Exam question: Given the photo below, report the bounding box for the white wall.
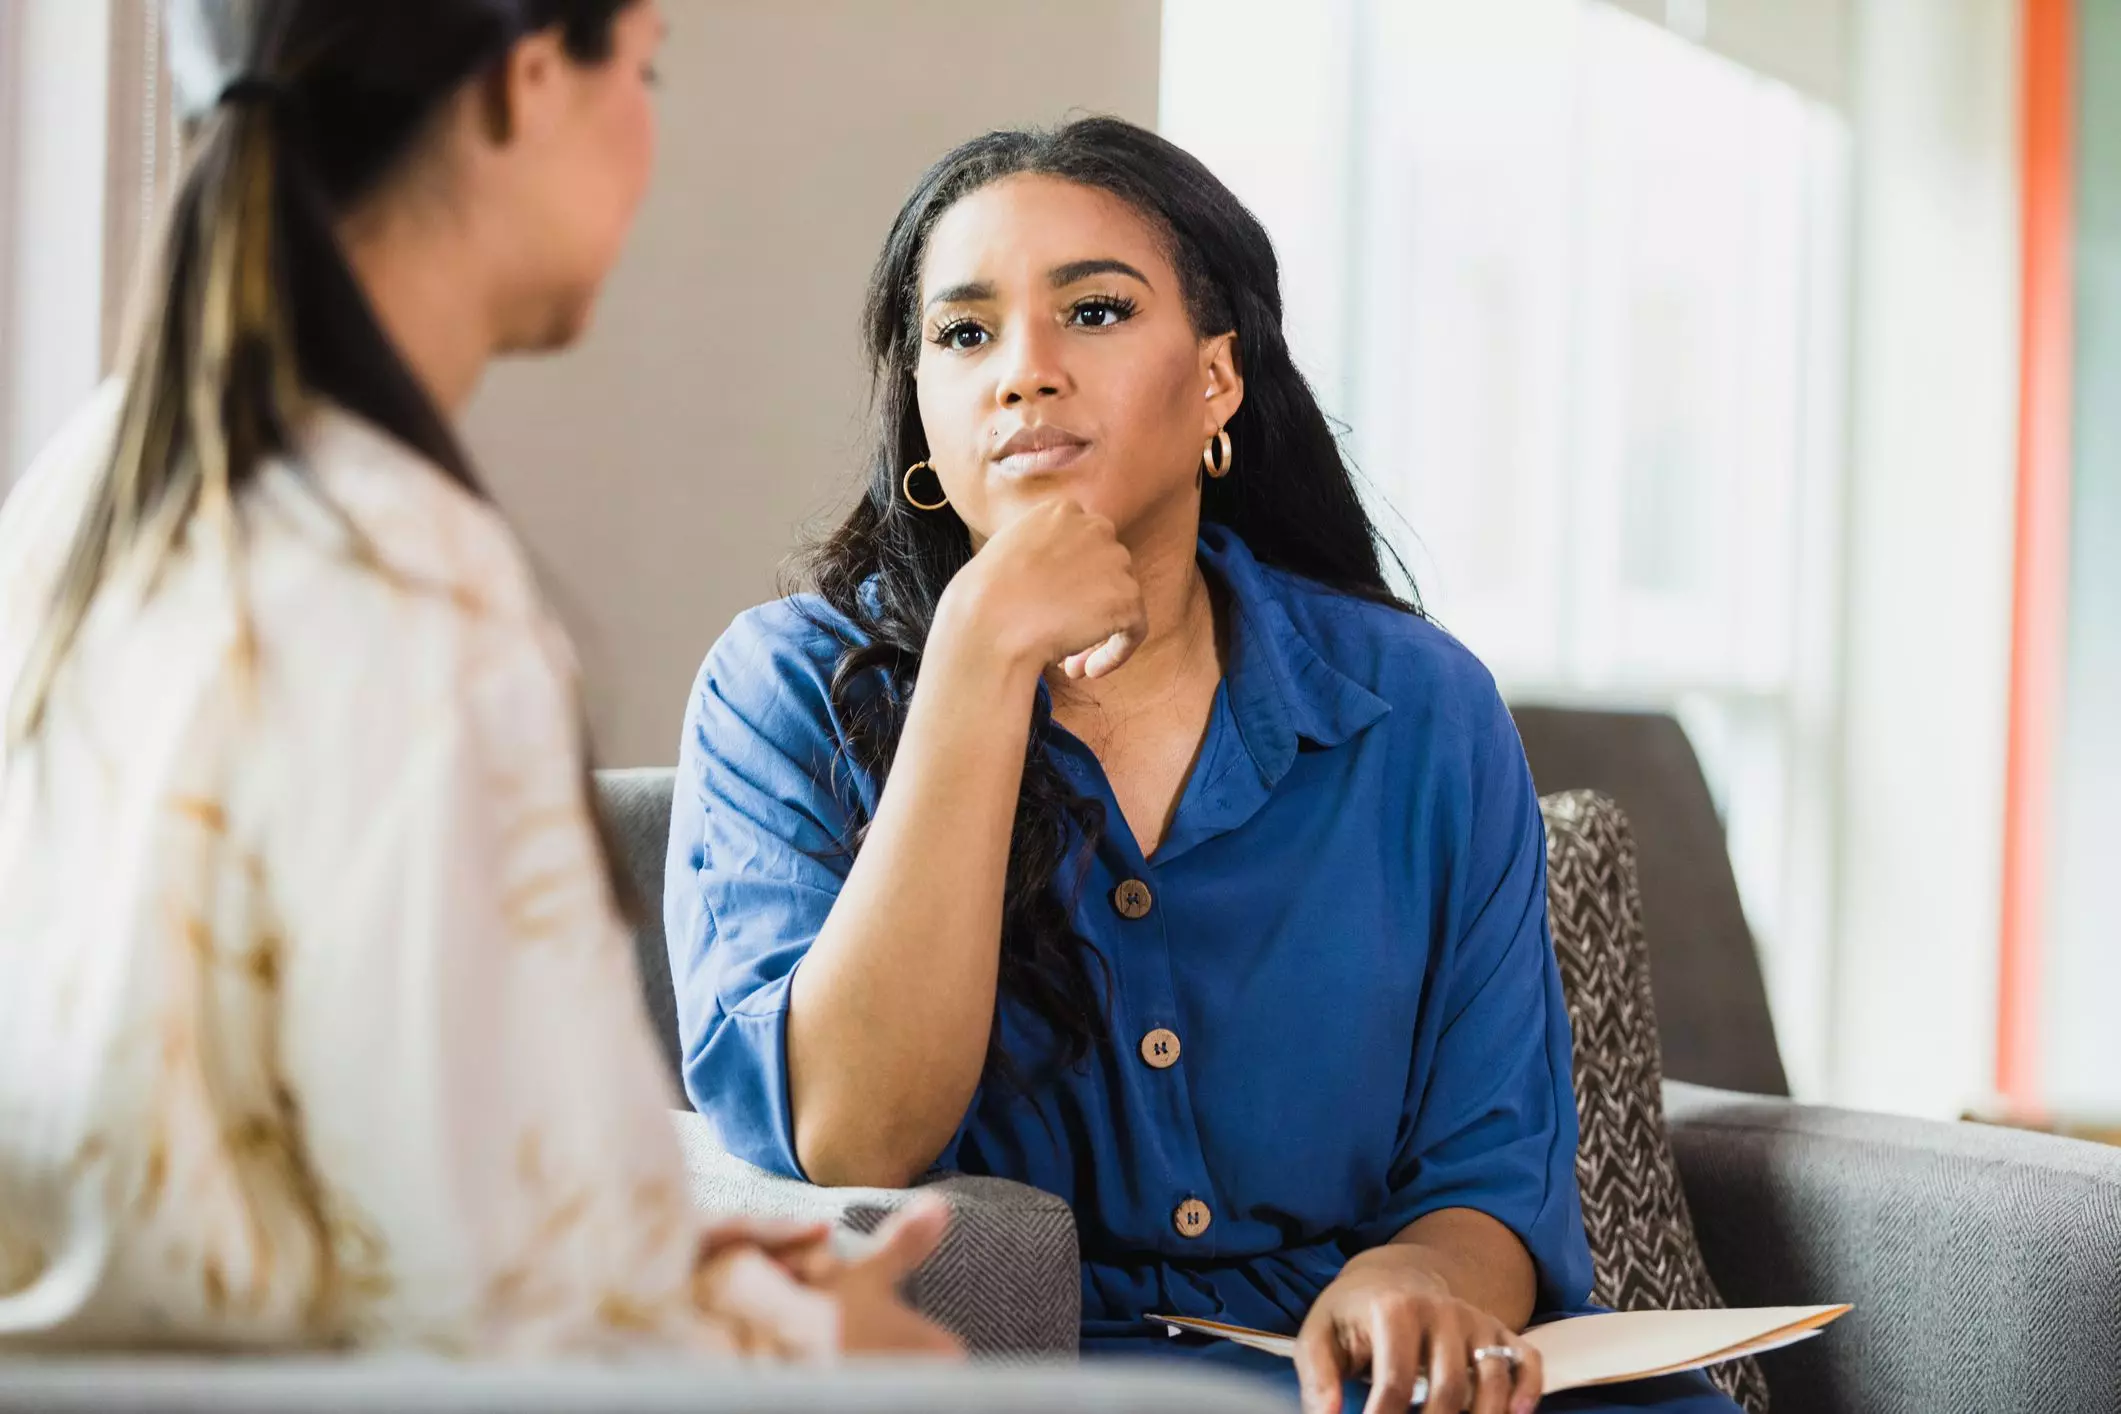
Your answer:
[0,0,15,487]
[464,1,1162,766]
[2,0,112,486]
[1827,0,2020,1117]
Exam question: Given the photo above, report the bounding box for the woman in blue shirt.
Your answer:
[667,117,1739,1414]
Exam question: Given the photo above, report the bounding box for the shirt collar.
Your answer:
[1200,524,1392,791]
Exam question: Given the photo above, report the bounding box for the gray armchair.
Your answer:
[615,705,2121,1412]
[1666,1082,2121,1410]
[1510,706,2121,1409]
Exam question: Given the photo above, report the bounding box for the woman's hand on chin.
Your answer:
[1295,1246,1542,1414]
[693,1198,965,1358]
[934,497,1148,683]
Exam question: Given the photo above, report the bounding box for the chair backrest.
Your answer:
[1511,706,1789,1097]
[597,767,686,1088]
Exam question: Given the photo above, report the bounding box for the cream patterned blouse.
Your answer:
[0,393,815,1356]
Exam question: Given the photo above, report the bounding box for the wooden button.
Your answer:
[1112,879,1154,920]
[1140,1028,1182,1069]
[1174,1199,1212,1239]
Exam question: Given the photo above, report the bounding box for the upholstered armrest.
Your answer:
[1664,1081,2121,1413]
[670,1112,1081,1359]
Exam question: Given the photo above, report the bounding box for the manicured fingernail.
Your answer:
[1512,1399,1536,1414]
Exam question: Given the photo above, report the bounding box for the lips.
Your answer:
[992,424,1091,475]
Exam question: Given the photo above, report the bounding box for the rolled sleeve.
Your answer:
[664,604,864,1182]
[1366,685,1595,1316]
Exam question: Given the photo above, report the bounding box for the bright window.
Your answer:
[1164,0,1853,1096]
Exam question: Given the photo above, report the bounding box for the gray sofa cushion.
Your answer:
[1515,707,1789,1098]
[1542,791,1768,1412]
[1668,1081,2121,1413]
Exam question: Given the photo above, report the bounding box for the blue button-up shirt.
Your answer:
[665,525,1597,1343]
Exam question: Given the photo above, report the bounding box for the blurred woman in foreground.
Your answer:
[0,0,951,1358]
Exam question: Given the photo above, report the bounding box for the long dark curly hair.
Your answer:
[807,116,1419,1077]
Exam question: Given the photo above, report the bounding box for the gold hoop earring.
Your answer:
[901,459,949,511]
[1203,428,1233,479]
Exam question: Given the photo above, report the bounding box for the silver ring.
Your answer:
[1471,1344,1523,1369]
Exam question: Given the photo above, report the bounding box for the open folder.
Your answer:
[1152,1304,1850,1402]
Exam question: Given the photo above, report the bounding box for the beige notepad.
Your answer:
[1153,1304,1850,1398]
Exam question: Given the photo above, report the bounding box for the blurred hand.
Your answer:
[693,1199,963,1359]
[935,499,1148,682]
[796,1198,963,1356]
[1295,1248,1543,1414]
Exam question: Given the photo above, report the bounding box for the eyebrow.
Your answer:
[926,281,996,311]
[1049,259,1153,290]
[923,258,1156,312]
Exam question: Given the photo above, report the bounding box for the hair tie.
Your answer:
[215,74,284,110]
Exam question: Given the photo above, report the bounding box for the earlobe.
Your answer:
[500,32,568,144]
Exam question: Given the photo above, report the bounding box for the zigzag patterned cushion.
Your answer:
[1540,790,1770,1413]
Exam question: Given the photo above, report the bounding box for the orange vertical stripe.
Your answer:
[1997,0,2075,1111]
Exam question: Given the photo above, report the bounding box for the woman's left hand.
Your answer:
[693,1201,964,1358]
[1295,1247,1543,1414]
